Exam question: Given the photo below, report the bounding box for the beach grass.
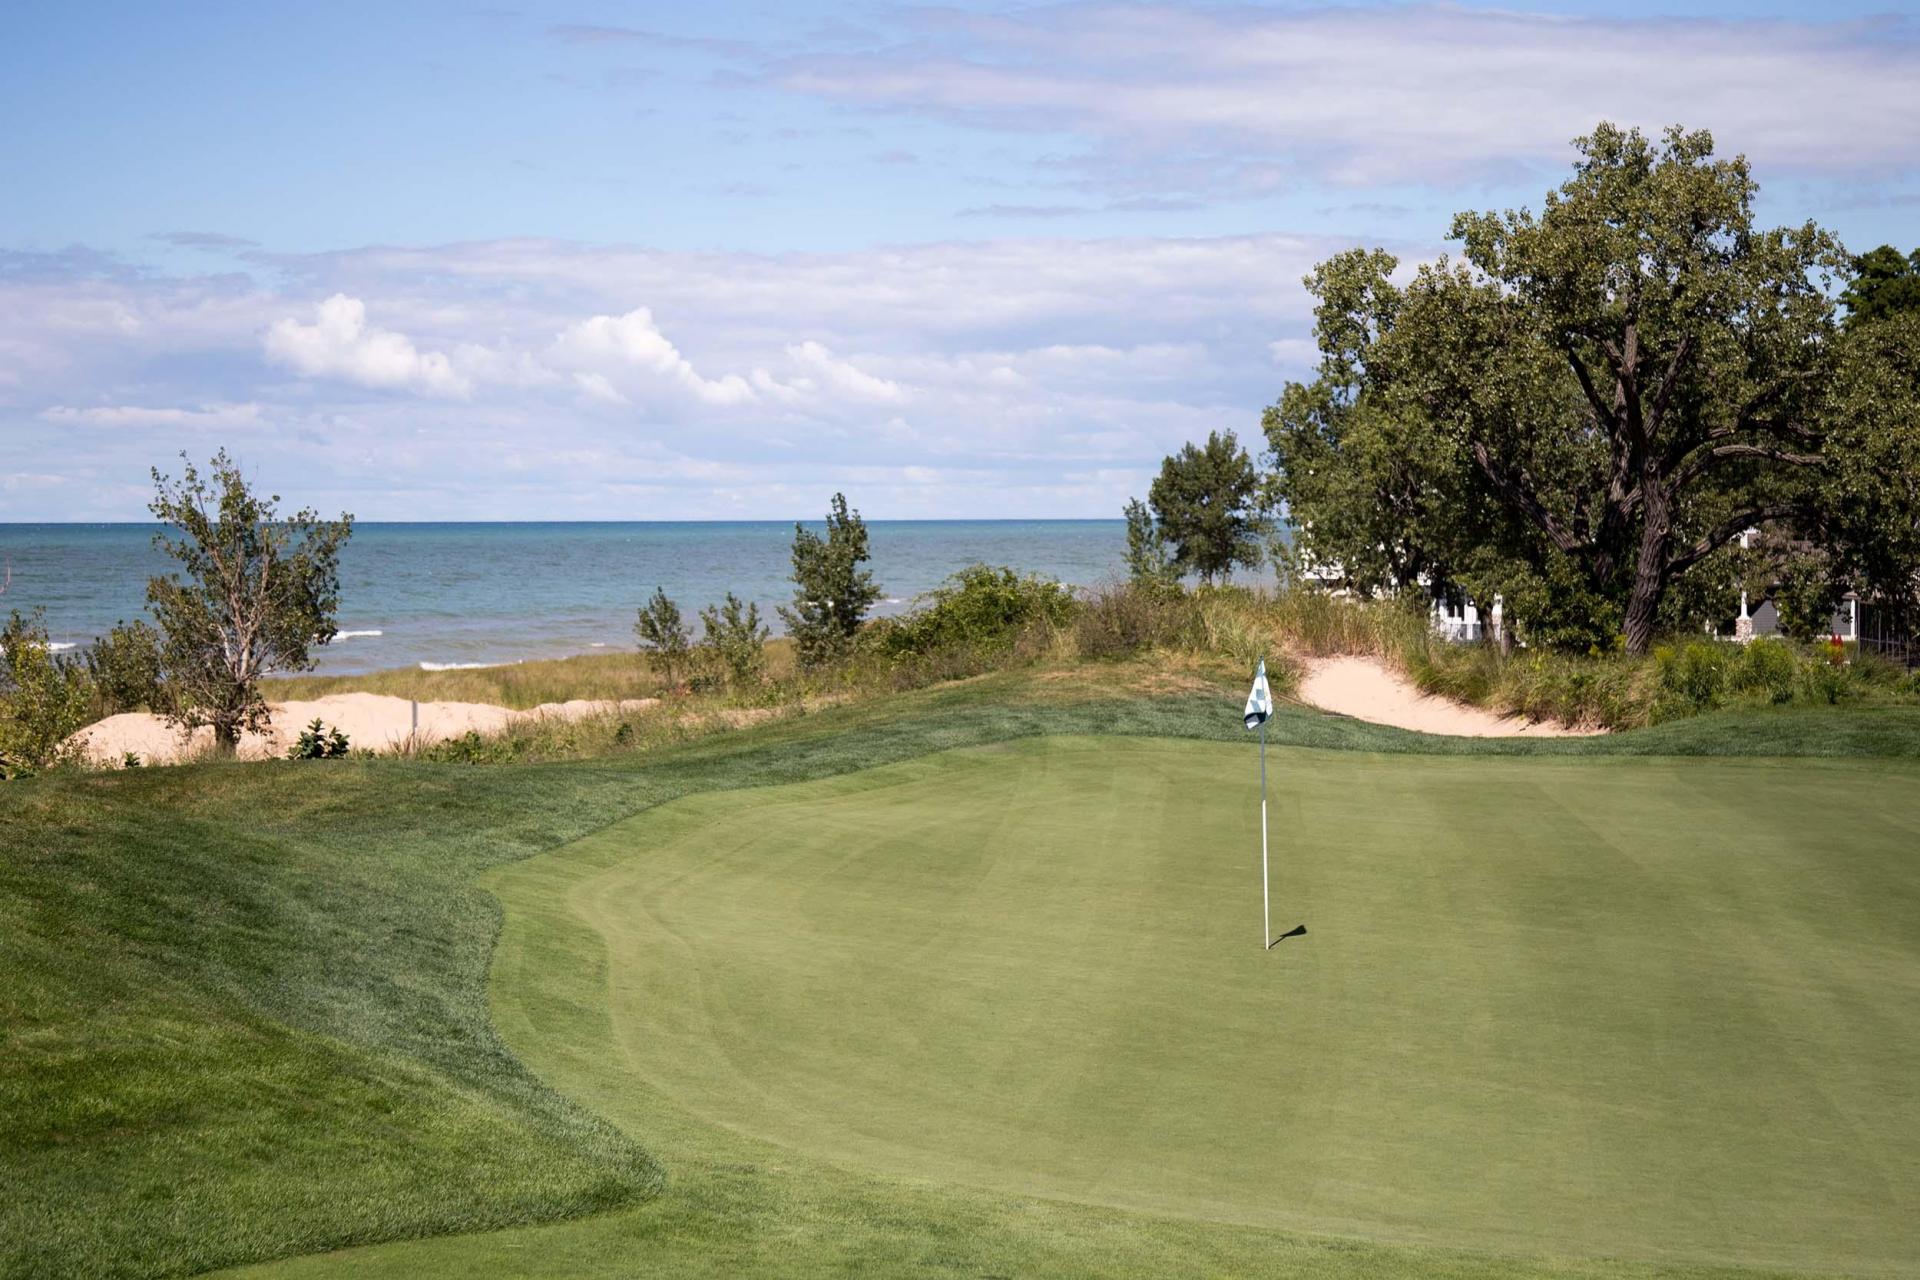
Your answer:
[6,673,1920,1277]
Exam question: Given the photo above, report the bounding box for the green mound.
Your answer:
[486,737,1920,1277]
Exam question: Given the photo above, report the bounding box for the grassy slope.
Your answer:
[4,671,1920,1277]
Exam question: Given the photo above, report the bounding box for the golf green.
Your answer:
[484,736,1920,1276]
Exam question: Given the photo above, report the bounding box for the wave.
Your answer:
[48,641,78,652]
[418,660,500,671]
[335,629,384,639]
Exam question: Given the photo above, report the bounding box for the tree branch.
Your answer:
[1563,343,1616,433]
[1469,440,1586,555]
[1671,442,1826,493]
[1668,502,1806,574]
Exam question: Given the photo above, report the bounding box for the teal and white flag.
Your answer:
[1243,659,1272,729]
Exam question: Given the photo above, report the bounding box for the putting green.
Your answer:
[488,737,1920,1276]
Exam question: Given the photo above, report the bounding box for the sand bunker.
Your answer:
[68,692,661,765]
[1296,655,1603,738]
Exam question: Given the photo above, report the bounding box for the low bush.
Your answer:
[1071,579,1202,660]
[1730,637,1798,705]
[1655,638,1733,719]
[872,565,1078,661]
[84,618,165,715]
[0,609,94,778]
[696,592,770,688]
[287,719,351,759]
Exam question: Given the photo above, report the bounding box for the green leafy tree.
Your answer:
[1269,124,1917,655]
[1841,245,1920,327]
[1148,431,1263,585]
[147,451,353,749]
[1,609,95,777]
[1771,550,1847,641]
[84,619,165,714]
[635,587,693,688]
[697,592,769,687]
[1121,498,1180,591]
[779,493,881,669]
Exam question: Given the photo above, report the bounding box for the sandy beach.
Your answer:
[67,692,662,765]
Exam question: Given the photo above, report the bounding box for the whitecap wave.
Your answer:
[335,629,384,639]
[419,660,498,671]
[48,641,78,652]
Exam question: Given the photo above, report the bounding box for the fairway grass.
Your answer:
[10,681,1920,1278]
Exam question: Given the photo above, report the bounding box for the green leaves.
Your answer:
[1147,430,1264,585]
[779,493,881,670]
[635,587,693,687]
[1266,121,1914,654]
[145,450,353,746]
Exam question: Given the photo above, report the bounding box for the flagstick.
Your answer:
[1260,712,1270,950]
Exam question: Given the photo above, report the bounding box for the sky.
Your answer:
[3,0,1919,521]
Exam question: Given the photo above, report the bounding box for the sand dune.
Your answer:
[1296,654,1603,738]
[68,692,661,765]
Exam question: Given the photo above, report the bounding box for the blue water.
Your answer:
[0,521,1129,674]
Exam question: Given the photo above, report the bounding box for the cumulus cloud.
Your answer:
[772,4,1920,195]
[264,294,474,397]
[549,307,756,407]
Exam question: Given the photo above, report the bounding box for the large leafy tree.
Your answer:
[1268,124,1918,654]
[779,492,881,668]
[147,451,354,749]
[1147,430,1263,585]
[1842,245,1920,327]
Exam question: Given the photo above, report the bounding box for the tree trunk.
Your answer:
[212,718,240,754]
[1623,488,1673,656]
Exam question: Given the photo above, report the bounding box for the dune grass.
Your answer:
[6,673,1920,1277]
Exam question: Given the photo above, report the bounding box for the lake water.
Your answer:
[0,521,1134,674]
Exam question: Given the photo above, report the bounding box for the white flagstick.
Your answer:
[1260,712,1270,949]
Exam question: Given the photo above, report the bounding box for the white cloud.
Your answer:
[264,294,474,398]
[548,307,757,407]
[40,402,265,428]
[785,341,904,404]
[2,233,1339,518]
[773,5,1920,194]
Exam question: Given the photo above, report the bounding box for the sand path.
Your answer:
[69,691,661,765]
[1296,654,1602,738]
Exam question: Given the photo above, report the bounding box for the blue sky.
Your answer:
[4,1,1919,520]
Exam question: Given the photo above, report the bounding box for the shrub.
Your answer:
[287,719,351,759]
[418,728,513,765]
[697,593,770,688]
[874,565,1077,661]
[0,609,95,777]
[1798,659,1853,706]
[635,587,693,688]
[1655,638,1732,719]
[1071,580,1201,660]
[1731,637,1798,705]
[84,618,165,714]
